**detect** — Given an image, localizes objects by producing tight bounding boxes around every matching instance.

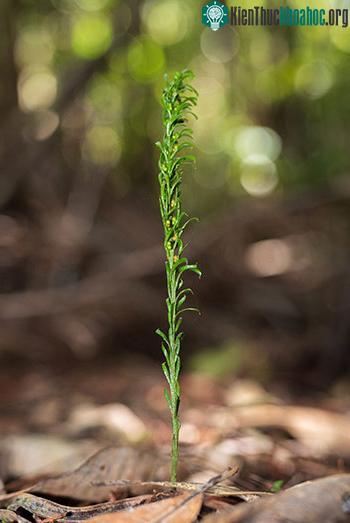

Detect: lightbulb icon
[207,4,224,30]
[202,1,228,31]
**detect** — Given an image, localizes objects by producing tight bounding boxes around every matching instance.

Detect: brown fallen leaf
[31,447,169,502]
[202,474,350,523]
[0,435,96,479]
[67,403,148,443]
[233,404,350,456]
[203,495,238,513]
[89,491,203,523]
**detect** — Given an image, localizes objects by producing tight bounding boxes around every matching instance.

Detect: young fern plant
[156,70,201,483]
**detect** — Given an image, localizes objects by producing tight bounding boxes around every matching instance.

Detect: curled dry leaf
[6,492,154,520]
[88,491,203,523]
[5,492,202,523]
[202,474,350,523]
[32,446,169,502]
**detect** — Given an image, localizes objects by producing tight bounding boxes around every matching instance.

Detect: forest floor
[1,357,350,522]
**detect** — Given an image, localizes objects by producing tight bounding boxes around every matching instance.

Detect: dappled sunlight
[200,26,239,63]
[127,36,165,83]
[240,155,278,197]
[31,110,60,141]
[74,0,112,11]
[18,68,57,112]
[142,0,193,46]
[234,126,282,162]
[245,239,293,277]
[83,125,122,166]
[71,14,113,59]
[295,60,334,98]
[15,28,55,66]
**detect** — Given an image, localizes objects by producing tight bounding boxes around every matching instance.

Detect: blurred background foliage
[1,0,350,390]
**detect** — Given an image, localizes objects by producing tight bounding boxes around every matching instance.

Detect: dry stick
[92,469,272,498]
[151,467,239,523]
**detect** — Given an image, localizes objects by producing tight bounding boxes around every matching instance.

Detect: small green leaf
[176,307,200,317]
[175,357,181,378]
[161,343,171,366]
[179,217,199,234]
[162,362,171,385]
[175,318,183,333]
[271,480,284,493]
[176,294,187,309]
[191,266,202,278]
[164,388,172,409]
[156,328,169,347]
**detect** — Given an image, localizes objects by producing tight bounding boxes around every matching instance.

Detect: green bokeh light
[142,0,192,46]
[84,126,122,166]
[127,37,165,84]
[74,0,113,11]
[71,14,113,59]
